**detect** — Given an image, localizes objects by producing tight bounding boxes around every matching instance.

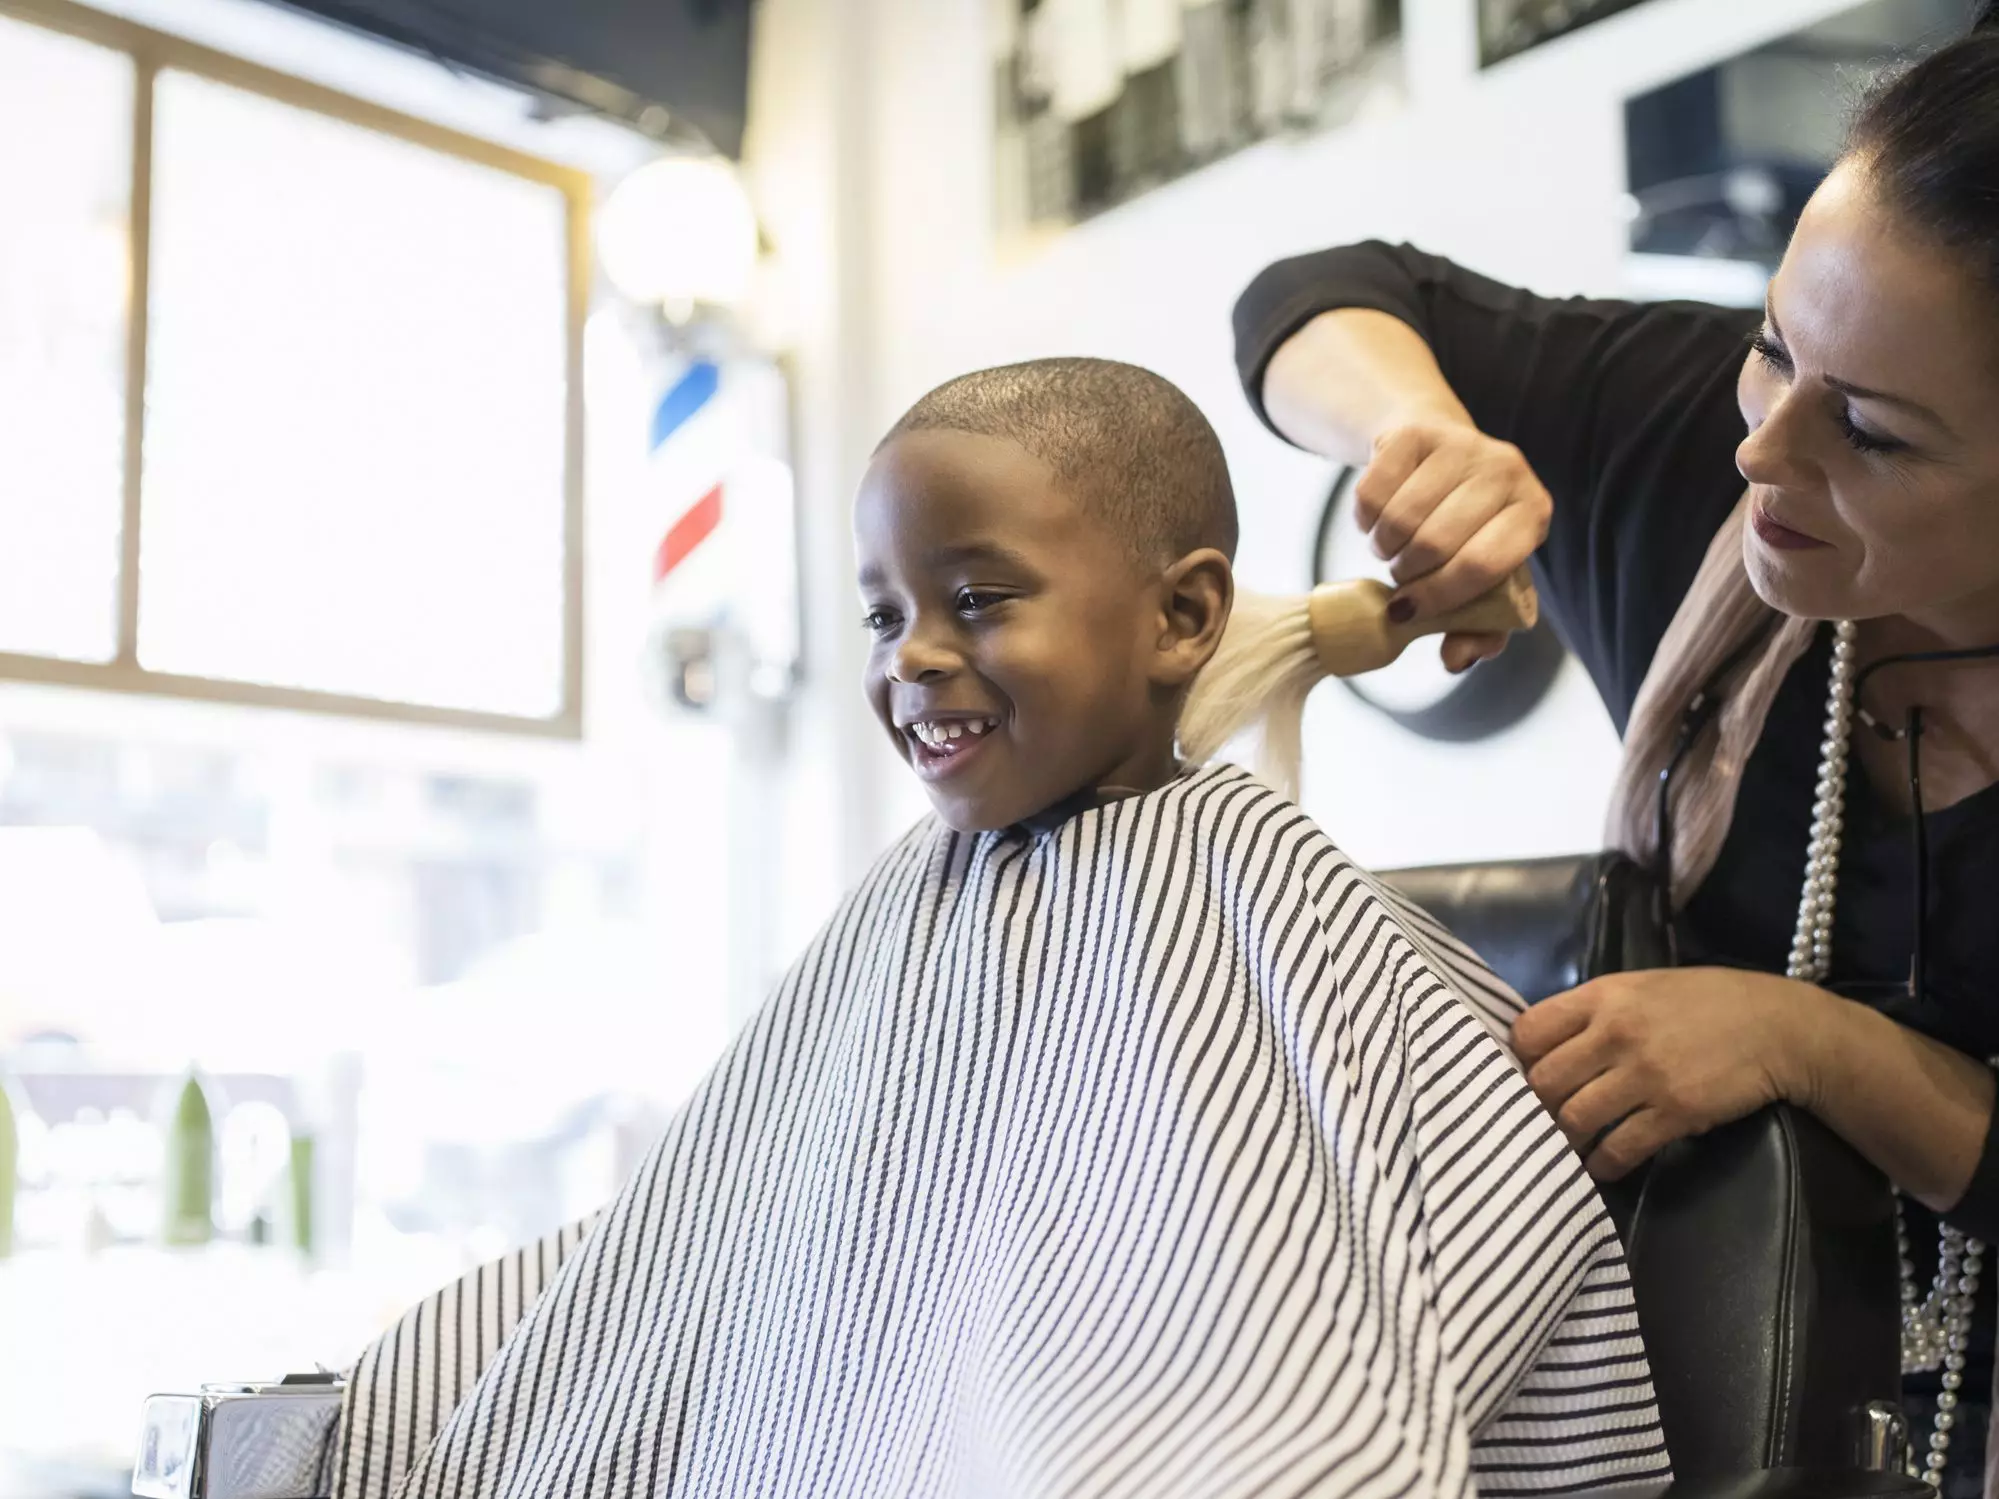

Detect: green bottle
[162,1073,215,1246]
[0,1076,17,1260]
[287,1133,315,1258]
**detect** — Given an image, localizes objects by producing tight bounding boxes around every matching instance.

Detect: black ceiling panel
[270,0,753,156]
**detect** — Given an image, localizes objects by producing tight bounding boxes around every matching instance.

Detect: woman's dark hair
[1846,2,1999,292]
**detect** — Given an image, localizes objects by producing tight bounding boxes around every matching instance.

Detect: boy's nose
[887,634,958,684]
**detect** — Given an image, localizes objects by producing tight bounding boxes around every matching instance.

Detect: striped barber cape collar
[1006,779,1148,838]
[332,763,1671,1499]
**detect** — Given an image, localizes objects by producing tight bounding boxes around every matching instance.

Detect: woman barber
[1232,10,1999,1493]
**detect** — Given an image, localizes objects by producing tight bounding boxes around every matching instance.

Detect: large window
[0,0,588,734]
[0,8,730,1488]
[0,15,131,665]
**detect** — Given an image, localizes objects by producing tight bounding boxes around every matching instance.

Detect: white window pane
[0,18,132,663]
[141,72,571,718]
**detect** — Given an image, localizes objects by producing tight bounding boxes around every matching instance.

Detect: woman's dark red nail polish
[1386,598,1416,625]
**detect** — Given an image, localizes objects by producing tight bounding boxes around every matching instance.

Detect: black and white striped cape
[331,765,1670,1499]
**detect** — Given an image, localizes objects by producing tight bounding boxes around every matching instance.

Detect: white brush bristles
[1178,589,1324,800]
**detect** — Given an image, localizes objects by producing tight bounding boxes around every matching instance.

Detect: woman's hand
[1510,967,1833,1180]
[1354,418,1554,673]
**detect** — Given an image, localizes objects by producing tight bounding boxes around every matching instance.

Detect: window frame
[0,0,591,739]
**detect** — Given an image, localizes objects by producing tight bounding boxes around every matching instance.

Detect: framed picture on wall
[993,0,1406,238]
[1478,0,1656,67]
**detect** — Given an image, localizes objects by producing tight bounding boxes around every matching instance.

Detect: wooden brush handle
[1307,568,1540,677]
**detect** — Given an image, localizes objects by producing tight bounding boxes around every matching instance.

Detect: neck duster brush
[1180,568,1540,799]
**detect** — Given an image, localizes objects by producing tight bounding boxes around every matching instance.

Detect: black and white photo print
[993,0,1404,235]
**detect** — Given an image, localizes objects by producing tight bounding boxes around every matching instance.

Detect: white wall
[740,0,893,965]
[746,0,1868,894]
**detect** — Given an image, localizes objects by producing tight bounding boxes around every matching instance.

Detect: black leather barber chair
[1379,853,1928,1498]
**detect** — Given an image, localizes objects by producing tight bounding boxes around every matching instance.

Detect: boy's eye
[861,607,899,635]
[955,588,1005,615]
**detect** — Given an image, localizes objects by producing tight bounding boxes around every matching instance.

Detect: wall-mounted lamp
[596,155,760,313]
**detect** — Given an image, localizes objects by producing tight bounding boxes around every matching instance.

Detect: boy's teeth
[912,718,996,749]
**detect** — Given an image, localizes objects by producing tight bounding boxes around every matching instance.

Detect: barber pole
[640,351,800,1036]
[645,355,800,712]
[647,358,727,713]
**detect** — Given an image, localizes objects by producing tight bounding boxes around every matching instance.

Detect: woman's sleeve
[1232,241,1760,724]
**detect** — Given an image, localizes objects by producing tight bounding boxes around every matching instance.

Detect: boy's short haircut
[882,357,1239,565]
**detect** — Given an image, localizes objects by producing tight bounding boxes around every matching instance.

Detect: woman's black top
[1232,241,1999,1245]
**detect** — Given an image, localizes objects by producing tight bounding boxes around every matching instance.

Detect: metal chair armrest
[133,1377,344,1499]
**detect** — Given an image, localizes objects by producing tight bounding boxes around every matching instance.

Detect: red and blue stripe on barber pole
[647,354,800,692]
[650,359,725,589]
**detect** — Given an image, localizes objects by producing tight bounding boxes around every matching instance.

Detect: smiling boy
[332,360,1669,1499]
[857,360,1236,831]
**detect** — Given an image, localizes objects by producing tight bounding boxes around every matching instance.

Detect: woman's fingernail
[1386,598,1416,625]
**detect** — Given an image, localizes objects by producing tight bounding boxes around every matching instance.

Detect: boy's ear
[1151,548,1234,689]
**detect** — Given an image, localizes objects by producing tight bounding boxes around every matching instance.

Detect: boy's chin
[926,792,1013,834]
[923,782,1059,835]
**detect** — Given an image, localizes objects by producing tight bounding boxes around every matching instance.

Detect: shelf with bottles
[0,1054,356,1264]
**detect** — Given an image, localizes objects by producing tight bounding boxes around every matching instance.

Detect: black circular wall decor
[1312,467,1568,743]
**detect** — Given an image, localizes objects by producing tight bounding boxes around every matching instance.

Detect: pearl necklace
[1789,619,1982,1487]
